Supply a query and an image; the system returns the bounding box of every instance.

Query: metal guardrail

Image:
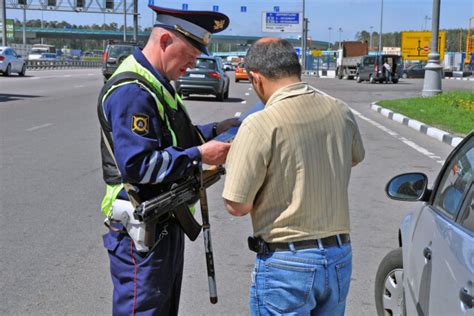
[26,60,101,70]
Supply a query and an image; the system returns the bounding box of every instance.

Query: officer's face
[164,33,201,80]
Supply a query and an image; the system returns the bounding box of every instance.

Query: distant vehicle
[235,63,249,82]
[174,56,230,101]
[39,53,58,61]
[356,54,402,83]
[375,131,474,316]
[402,63,425,78]
[0,46,26,76]
[223,62,234,71]
[336,41,368,80]
[102,42,140,82]
[28,44,56,61]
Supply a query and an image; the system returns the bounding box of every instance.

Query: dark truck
[102,42,141,82]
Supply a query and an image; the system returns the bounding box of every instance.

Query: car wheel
[216,90,225,101]
[235,79,239,83]
[356,75,362,83]
[402,73,408,79]
[392,79,399,84]
[4,64,11,76]
[369,75,376,84]
[375,248,405,316]
[19,64,26,76]
[224,86,229,99]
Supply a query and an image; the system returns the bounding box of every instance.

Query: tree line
[9,19,470,53]
[353,28,468,52]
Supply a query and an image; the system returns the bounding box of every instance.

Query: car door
[404,134,474,316]
[10,49,20,72]
[429,135,474,315]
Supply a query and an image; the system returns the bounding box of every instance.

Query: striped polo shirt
[223,82,365,242]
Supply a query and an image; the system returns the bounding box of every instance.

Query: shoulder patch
[131,113,149,136]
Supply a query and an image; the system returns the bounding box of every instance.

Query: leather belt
[248,234,350,255]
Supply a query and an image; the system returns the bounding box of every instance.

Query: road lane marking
[25,123,53,132]
[74,85,85,88]
[350,109,443,165]
[63,75,71,78]
[310,86,445,166]
[248,88,252,90]
[87,73,94,76]
[241,100,247,104]
[234,112,241,118]
[28,77,40,80]
[245,92,250,96]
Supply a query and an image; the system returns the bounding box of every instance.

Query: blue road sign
[213,5,219,12]
[148,0,154,5]
[265,12,299,25]
[274,6,280,12]
[240,6,247,13]
[182,3,188,10]
[295,47,301,57]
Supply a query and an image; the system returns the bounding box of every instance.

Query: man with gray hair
[223,38,365,315]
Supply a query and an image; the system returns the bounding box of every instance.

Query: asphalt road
[0,69,472,315]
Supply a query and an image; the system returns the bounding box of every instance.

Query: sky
[5,0,474,42]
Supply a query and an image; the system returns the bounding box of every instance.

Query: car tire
[224,86,229,99]
[216,90,225,101]
[392,79,399,84]
[356,75,362,83]
[375,248,405,316]
[235,79,239,83]
[4,64,11,76]
[19,64,26,76]
[369,74,376,84]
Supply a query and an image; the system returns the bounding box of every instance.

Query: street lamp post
[338,27,342,48]
[369,26,374,50]
[422,0,443,96]
[378,0,383,55]
[328,27,332,50]
[123,0,127,42]
[301,0,306,71]
[1,0,7,46]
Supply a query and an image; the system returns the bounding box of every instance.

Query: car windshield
[31,49,45,54]
[195,58,216,70]
[109,45,135,58]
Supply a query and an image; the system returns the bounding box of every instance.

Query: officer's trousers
[103,220,184,316]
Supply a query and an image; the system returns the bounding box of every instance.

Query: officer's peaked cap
[149,4,230,55]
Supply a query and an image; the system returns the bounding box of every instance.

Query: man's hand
[198,140,231,165]
[216,118,240,135]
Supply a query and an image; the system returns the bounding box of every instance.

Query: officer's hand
[216,118,240,135]
[198,140,231,165]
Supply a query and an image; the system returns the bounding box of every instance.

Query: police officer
[98,4,235,315]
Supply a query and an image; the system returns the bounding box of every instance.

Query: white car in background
[0,46,26,76]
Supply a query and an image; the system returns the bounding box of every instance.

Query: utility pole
[123,0,126,42]
[422,0,443,96]
[369,26,374,50]
[328,27,332,50]
[133,0,138,42]
[1,0,7,46]
[378,0,383,56]
[23,4,26,48]
[301,0,306,71]
[338,27,342,48]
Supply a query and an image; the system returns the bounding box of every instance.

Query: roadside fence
[26,60,101,70]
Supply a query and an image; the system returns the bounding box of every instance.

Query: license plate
[189,74,205,78]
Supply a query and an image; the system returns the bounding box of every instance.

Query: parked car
[102,42,140,82]
[174,56,230,101]
[356,55,402,83]
[0,46,26,76]
[402,63,425,78]
[235,63,249,82]
[375,131,474,316]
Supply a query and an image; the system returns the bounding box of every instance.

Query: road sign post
[422,0,443,97]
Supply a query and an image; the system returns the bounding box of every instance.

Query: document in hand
[213,101,264,142]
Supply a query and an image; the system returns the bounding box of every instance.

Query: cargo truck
[336,41,369,79]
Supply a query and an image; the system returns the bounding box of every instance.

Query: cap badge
[213,20,226,31]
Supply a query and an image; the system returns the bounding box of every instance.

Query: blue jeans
[250,242,352,316]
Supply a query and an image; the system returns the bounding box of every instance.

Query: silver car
[375,131,474,315]
[0,46,26,76]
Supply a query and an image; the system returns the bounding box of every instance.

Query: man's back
[225,82,364,242]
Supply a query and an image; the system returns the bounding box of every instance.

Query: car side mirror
[385,173,429,201]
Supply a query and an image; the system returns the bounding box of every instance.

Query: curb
[445,77,474,81]
[370,102,464,147]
